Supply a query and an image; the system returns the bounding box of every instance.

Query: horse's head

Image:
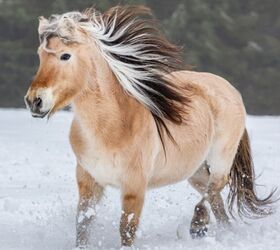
[25,13,96,118]
[25,6,187,131]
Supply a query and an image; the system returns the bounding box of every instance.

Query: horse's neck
[72,61,147,148]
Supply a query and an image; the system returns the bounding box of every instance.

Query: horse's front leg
[120,180,146,247]
[76,164,104,248]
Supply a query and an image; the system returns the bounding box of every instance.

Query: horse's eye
[60,53,71,61]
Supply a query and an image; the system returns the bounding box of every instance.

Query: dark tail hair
[227,129,278,219]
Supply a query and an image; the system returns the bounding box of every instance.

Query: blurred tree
[162,0,280,114]
[0,0,279,114]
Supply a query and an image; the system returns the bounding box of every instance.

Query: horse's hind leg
[188,164,210,238]
[204,118,245,225]
[188,163,229,238]
[206,178,230,225]
[189,198,210,238]
[205,136,242,225]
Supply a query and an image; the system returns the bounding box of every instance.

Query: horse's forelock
[38,11,89,45]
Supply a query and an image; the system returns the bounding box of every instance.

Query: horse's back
[173,70,246,131]
[173,70,245,115]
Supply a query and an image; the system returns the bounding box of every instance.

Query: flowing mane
[38,6,190,143]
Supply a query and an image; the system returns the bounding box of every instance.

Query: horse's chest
[79,148,122,187]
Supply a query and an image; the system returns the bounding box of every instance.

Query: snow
[0,109,279,250]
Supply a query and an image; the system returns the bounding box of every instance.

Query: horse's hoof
[190,226,208,239]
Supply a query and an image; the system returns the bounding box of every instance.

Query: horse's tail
[227,128,277,219]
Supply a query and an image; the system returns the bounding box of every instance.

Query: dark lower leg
[190,198,210,238]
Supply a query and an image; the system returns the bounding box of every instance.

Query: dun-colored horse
[25,6,276,248]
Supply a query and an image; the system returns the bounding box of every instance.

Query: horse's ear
[38,16,49,34]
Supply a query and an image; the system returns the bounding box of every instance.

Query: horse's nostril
[33,97,42,109]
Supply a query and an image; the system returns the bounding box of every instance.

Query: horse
[24,5,277,248]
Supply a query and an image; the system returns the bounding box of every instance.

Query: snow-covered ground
[0,109,279,250]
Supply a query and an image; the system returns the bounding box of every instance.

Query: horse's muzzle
[24,96,49,118]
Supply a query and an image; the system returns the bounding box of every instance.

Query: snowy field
[0,109,279,250]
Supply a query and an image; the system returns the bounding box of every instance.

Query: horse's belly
[148,162,197,188]
[148,144,210,188]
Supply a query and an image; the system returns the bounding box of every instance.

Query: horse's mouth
[31,111,49,118]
